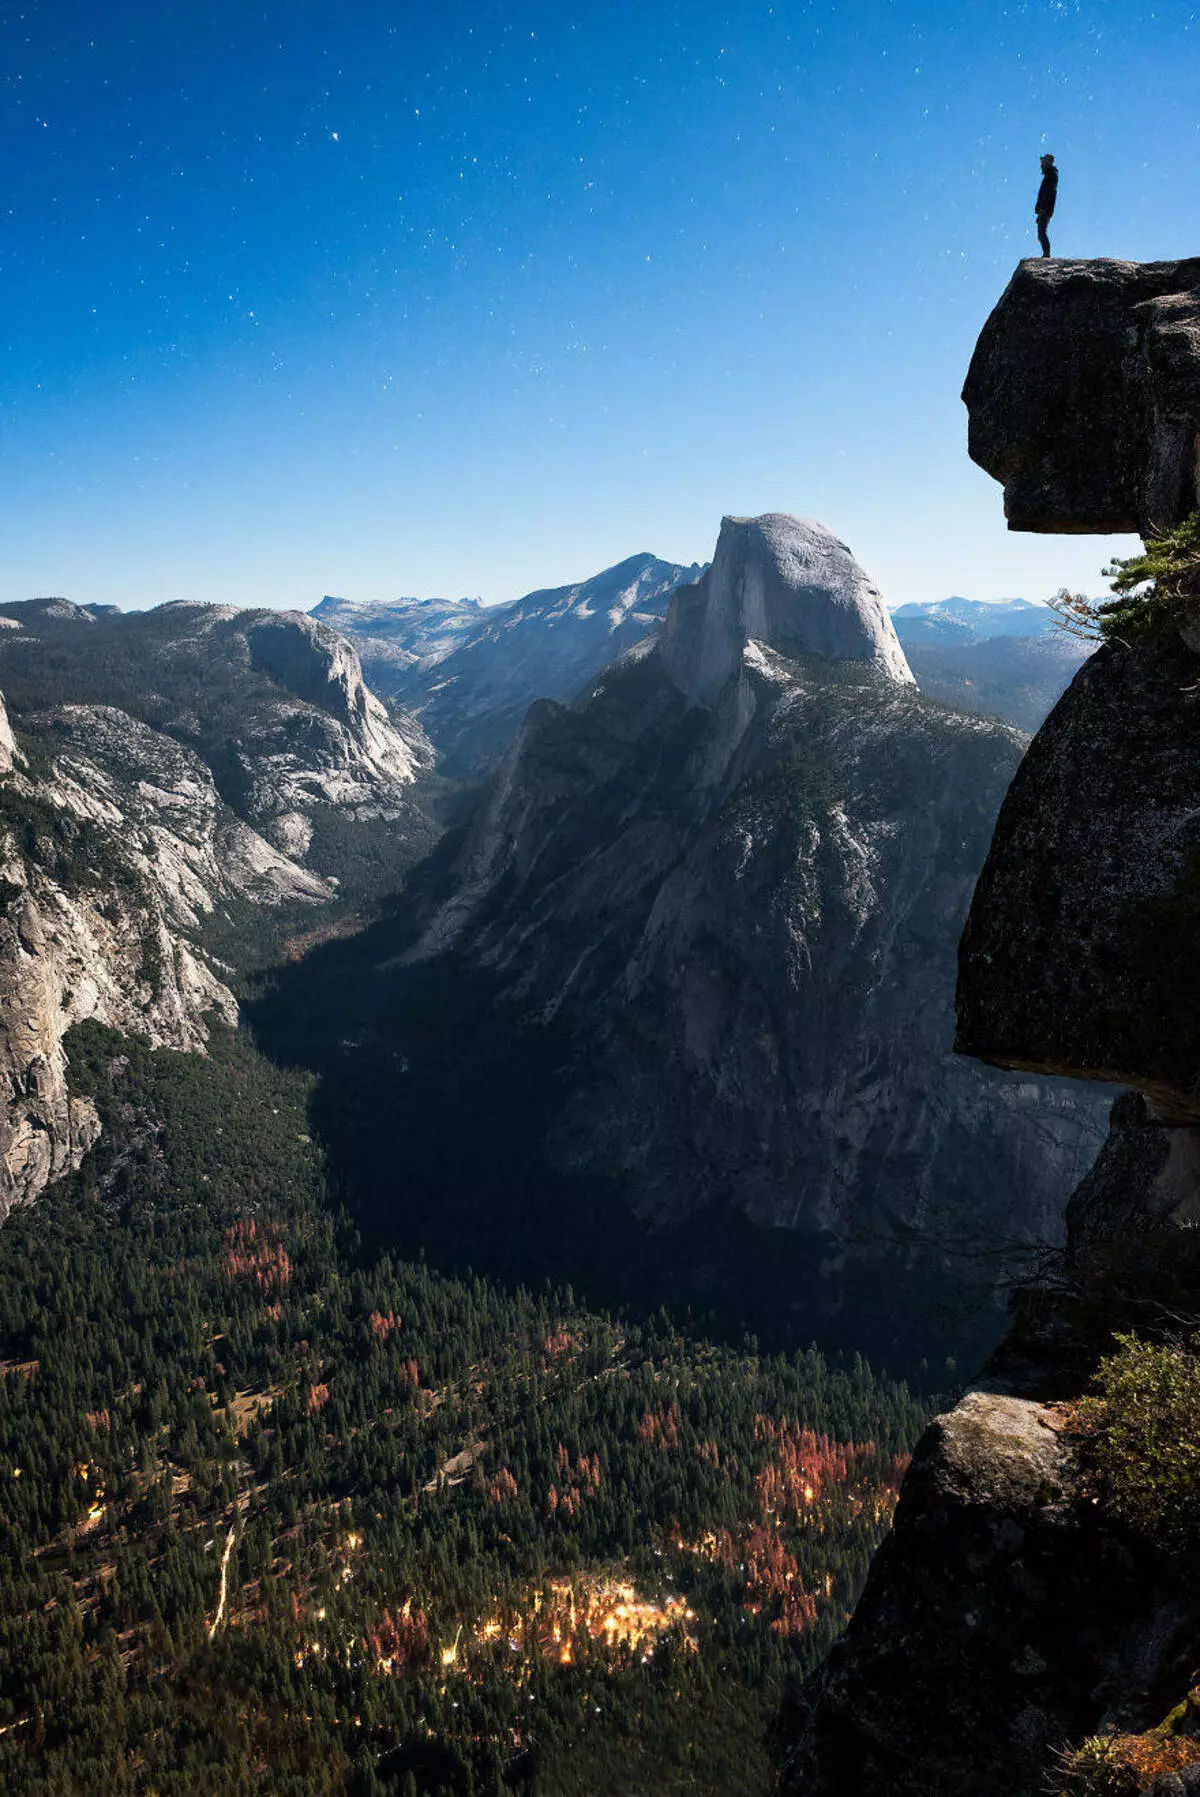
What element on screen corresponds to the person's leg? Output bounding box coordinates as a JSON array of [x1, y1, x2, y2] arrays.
[[1037, 215, 1051, 257]]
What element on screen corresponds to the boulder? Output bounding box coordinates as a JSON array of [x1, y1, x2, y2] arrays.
[[789, 1378, 1188, 1797], [956, 631, 1200, 1121], [963, 257, 1200, 535]]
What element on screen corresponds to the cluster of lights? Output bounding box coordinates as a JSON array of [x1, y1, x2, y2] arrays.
[[453, 1575, 699, 1671], [74, 1460, 106, 1525]]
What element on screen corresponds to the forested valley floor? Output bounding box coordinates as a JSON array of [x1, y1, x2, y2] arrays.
[[0, 1004, 927, 1794]]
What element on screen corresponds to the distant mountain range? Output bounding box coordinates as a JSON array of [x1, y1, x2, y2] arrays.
[[312, 594, 488, 673], [313, 554, 704, 772], [890, 595, 1053, 644], [318, 578, 1092, 762], [888, 595, 1090, 729]]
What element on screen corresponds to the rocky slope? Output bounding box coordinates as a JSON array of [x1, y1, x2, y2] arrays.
[[0, 598, 434, 880], [0, 696, 336, 1219], [401, 513, 1106, 1361], [317, 553, 703, 772], [0, 598, 439, 1219], [793, 256, 1200, 1796]]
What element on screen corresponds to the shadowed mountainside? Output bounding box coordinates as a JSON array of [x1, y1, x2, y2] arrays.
[[255, 514, 1106, 1378]]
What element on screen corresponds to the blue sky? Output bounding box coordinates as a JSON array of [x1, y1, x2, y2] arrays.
[[0, 0, 1193, 612]]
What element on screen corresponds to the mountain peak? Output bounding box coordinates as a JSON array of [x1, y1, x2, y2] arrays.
[[890, 595, 1052, 646], [0, 596, 95, 626], [659, 513, 914, 704]]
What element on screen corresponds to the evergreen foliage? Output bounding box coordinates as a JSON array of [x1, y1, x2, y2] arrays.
[[1100, 513, 1200, 643], [1049, 512, 1200, 646], [1071, 1332, 1200, 1555]]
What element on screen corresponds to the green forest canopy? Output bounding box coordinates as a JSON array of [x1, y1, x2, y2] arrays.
[[0, 1020, 927, 1795]]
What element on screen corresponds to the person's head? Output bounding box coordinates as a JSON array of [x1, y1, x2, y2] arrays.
[[1041, 153, 1055, 170]]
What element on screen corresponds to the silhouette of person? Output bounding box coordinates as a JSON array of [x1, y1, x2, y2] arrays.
[[1035, 153, 1058, 257]]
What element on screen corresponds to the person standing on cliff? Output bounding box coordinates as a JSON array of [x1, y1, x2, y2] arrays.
[[1035, 152, 1058, 257]]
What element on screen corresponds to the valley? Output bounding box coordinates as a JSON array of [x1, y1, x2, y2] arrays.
[[0, 509, 1086, 1791], [6, 5, 1191, 1791], [0, 503, 1128, 1793]]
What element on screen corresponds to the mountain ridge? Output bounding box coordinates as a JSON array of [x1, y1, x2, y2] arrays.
[[392, 512, 1105, 1364], [0, 600, 445, 1216], [314, 552, 704, 771], [890, 594, 1051, 644], [0, 597, 436, 882]]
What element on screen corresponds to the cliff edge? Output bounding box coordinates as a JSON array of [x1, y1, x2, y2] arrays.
[[964, 256, 1200, 535], [792, 259, 1200, 1795]]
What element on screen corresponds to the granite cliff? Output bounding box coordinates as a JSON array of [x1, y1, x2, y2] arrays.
[[0, 599, 434, 880], [400, 513, 1105, 1362], [794, 257, 1200, 1796], [0, 698, 318, 1218], [964, 255, 1200, 535], [0, 601, 437, 1219]]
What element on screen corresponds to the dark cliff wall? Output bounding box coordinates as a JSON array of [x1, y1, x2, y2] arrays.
[[963, 256, 1200, 536]]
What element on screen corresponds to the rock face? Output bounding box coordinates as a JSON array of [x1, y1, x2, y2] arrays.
[[660, 515, 913, 701], [957, 631, 1200, 1114], [0, 599, 434, 886], [32, 704, 334, 917], [0, 697, 267, 1218], [963, 256, 1200, 534], [796, 259, 1200, 1796], [405, 513, 1104, 1358], [317, 553, 703, 772], [789, 1373, 1189, 1797], [0, 598, 438, 1218]]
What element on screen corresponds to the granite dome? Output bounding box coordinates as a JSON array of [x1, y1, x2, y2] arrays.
[[660, 513, 915, 703]]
